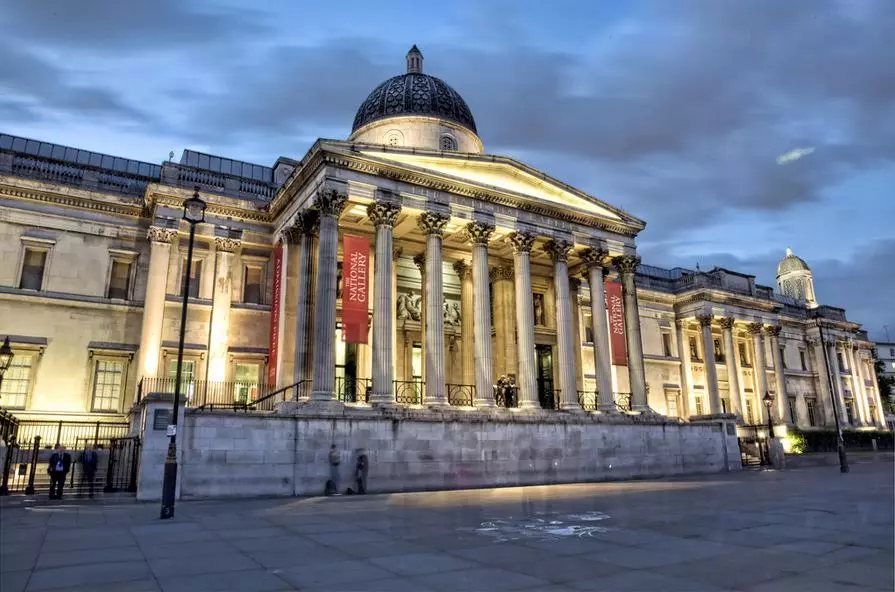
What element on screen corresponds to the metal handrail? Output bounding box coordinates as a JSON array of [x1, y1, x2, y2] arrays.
[[578, 390, 598, 412], [336, 377, 372, 403], [447, 384, 475, 407], [394, 380, 423, 405], [615, 392, 632, 413]]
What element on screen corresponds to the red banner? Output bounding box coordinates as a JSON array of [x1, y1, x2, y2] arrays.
[[267, 244, 283, 386], [342, 234, 370, 344], [605, 281, 628, 366]]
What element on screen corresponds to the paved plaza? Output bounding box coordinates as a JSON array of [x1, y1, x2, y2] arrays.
[[1, 463, 892, 592]]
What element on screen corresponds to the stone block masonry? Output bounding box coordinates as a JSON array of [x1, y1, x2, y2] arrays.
[[163, 404, 740, 500]]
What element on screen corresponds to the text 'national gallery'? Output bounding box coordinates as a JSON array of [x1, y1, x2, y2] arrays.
[[0, 47, 886, 442]]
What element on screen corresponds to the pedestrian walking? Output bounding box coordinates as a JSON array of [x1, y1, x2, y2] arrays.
[[354, 449, 369, 494], [79, 444, 99, 498], [47, 444, 71, 500], [328, 444, 341, 495]]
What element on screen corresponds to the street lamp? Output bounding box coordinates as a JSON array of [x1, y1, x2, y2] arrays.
[[814, 312, 849, 474], [762, 391, 775, 439], [0, 337, 14, 398], [160, 187, 206, 520]]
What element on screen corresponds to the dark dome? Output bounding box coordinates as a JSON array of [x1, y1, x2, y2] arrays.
[[351, 72, 478, 135]]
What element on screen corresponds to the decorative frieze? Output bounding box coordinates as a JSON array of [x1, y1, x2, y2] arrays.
[[214, 237, 241, 253], [147, 226, 178, 244]]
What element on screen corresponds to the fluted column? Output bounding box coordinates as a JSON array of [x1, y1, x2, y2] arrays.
[[544, 239, 579, 411], [810, 337, 835, 425], [368, 201, 401, 403], [467, 222, 495, 407], [413, 253, 427, 389], [206, 236, 240, 383], [137, 226, 178, 380], [507, 232, 539, 409], [418, 212, 449, 405], [310, 189, 347, 401], [846, 342, 868, 425], [615, 255, 648, 409], [581, 247, 614, 412], [865, 349, 886, 425], [391, 247, 401, 383], [290, 211, 319, 398], [453, 260, 475, 388], [747, 323, 769, 406], [765, 325, 788, 422], [675, 320, 693, 418], [828, 340, 851, 424], [697, 314, 722, 414], [719, 318, 742, 417]]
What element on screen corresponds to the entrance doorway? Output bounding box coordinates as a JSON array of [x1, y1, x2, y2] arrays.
[[536, 345, 555, 409], [335, 325, 359, 402]]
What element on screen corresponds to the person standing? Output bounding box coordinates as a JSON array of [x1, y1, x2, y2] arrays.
[[328, 444, 341, 495], [354, 449, 369, 495], [79, 444, 99, 498], [47, 445, 71, 500]]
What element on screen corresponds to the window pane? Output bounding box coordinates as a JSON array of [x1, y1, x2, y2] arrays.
[[244, 266, 262, 304], [19, 248, 47, 290], [107, 260, 131, 299], [234, 363, 260, 383], [92, 360, 124, 412], [0, 354, 33, 408]]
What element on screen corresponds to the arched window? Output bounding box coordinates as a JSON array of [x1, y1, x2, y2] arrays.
[[440, 135, 457, 151]]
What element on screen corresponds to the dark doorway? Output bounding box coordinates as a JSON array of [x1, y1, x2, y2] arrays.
[[536, 345, 555, 409]]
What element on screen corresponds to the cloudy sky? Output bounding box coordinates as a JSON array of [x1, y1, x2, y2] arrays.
[[2, 0, 893, 339]]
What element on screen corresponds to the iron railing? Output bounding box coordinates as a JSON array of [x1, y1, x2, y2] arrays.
[[395, 380, 423, 405], [578, 390, 598, 412], [139, 377, 274, 409], [336, 377, 371, 403], [12, 421, 130, 449], [447, 384, 475, 407], [0, 409, 18, 443], [616, 392, 633, 412]]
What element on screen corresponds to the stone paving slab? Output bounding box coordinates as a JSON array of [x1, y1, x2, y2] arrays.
[[0, 463, 891, 592]]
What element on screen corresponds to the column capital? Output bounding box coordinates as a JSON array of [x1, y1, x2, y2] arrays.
[[580, 247, 611, 270], [452, 259, 471, 279], [490, 264, 514, 282], [147, 226, 178, 244], [675, 318, 690, 330], [747, 322, 765, 335], [764, 325, 782, 337], [696, 313, 714, 328], [392, 246, 403, 261], [613, 254, 641, 275], [412, 253, 426, 274], [417, 211, 450, 236], [214, 236, 241, 253], [506, 231, 536, 254], [543, 239, 573, 263], [569, 277, 582, 291], [466, 221, 495, 245], [313, 189, 347, 219], [367, 201, 402, 228], [718, 317, 736, 330]]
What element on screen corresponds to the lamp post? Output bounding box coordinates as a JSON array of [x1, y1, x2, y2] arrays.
[[814, 313, 849, 474], [762, 391, 775, 439], [0, 337, 14, 401], [160, 188, 206, 520]]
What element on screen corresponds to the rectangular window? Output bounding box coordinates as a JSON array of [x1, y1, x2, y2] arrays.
[[243, 266, 262, 304], [662, 332, 673, 357], [836, 352, 845, 372], [806, 398, 817, 427], [799, 350, 807, 371], [745, 400, 754, 424], [721, 398, 730, 414], [0, 353, 34, 409], [107, 259, 132, 299], [233, 362, 261, 404], [694, 396, 704, 416], [167, 359, 197, 402], [666, 393, 679, 417], [845, 400, 855, 424], [787, 397, 797, 424], [890, 348, 894, 357], [779, 348, 787, 369], [91, 359, 125, 412], [412, 343, 423, 401], [689, 336, 700, 361], [180, 259, 202, 298], [713, 338, 725, 363], [19, 248, 47, 290], [583, 313, 594, 343], [739, 342, 750, 367]]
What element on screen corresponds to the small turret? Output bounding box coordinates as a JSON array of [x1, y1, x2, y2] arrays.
[[406, 45, 423, 74]]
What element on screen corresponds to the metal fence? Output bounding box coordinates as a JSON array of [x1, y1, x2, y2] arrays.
[[139, 378, 275, 408], [395, 380, 423, 405], [13, 421, 130, 449], [447, 384, 475, 407], [336, 377, 371, 403], [578, 390, 598, 412]]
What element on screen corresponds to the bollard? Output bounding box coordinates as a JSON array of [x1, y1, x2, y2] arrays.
[[24, 436, 41, 495], [0, 438, 16, 496], [872, 438, 878, 452]]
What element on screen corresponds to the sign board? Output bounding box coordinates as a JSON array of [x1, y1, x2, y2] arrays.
[[166, 425, 177, 437], [267, 244, 284, 386], [605, 281, 628, 366], [153, 409, 171, 431], [342, 234, 370, 343]]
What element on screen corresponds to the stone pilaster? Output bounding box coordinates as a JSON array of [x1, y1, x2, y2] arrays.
[[826, 339, 850, 425], [206, 236, 240, 384], [413, 253, 426, 388], [310, 189, 347, 401], [392, 246, 402, 383], [697, 313, 722, 414], [846, 341, 867, 425], [719, 317, 742, 417], [467, 221, 495, 407], [614, 255, 648, 410], [508, 232, 540, 409], [453, 260, 474, 388], [581, 247, 614, 412], [368, 201, 401, 403], [544, 239, 579, 411], [765, 325, 788, 422], [490, 264, 516, 379], [137, 226, 178, 381], [674, 319, 692, 418], [418, 212, 450, 405]]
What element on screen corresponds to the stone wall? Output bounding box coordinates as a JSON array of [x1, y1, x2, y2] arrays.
[[168, 406, 740, 500]]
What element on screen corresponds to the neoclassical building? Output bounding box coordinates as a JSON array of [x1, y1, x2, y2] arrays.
[[0, 47, 886, 431]]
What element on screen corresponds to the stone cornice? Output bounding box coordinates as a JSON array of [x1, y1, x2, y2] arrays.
[[0, 181, 144, 219], [148, 191, 270, 224]]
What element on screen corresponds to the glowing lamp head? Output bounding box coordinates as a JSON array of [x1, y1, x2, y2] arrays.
[[0, 337, 13, 377], [762, 391, 774, 409], [183, 187, 207, 224]]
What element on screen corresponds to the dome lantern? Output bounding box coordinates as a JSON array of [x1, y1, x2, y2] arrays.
[[406, 45, 423, 74], [776, 248, 817, 307]]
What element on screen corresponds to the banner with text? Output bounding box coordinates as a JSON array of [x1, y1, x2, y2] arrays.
[[267, 244, 283, 386], [605, 280, 628, 366], [342, 234, 370, 343]]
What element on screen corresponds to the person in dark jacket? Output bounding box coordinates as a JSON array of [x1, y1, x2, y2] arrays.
[[47, 445, 72, 500], [79, 444, 99, 498]]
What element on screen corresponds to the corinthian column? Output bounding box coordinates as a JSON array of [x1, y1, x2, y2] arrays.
[[368, 201, 401, 403], [310, 189, 347, 401], [544, 239, 579, 411], [467, 221, 495, 407], [206, 236, 240, 386], [615, 255, 648, 410], [848, 344, 868, 425], [453, 260, 474, 388], [765, 325, 788, 422], [418, 212, 450, 405], [827, 339, 849, 424], [137, 226, 178, 382], [697, 314, 722, 414], [581, 247, 614, 412], [719, 317, 742, 416], [675, 319, 693, 418], [291, 210, 319, 398], [507, 231, 539, 409], [748, 323, 769, 409]]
